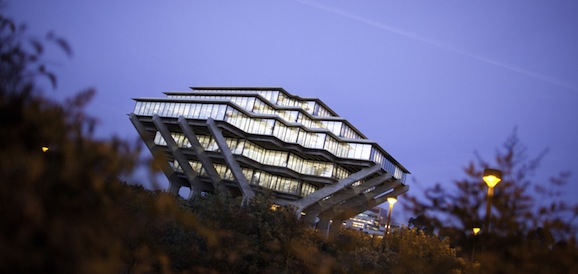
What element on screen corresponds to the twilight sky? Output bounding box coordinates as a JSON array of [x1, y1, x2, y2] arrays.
[[8, 0, 578, 221]]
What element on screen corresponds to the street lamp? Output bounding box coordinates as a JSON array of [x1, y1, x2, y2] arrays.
[[472, 227, 481, 260], [483, 168, 502, 233], [385, 197, 397, 235], [473, 227, 481, 235]]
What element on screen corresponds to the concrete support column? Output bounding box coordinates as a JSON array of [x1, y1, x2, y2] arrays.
[[315, 183, 408, 239], [318, 217, 333, 240], [327, 216, 345, 240], [335, 185, 410, 223], [206, 118, 255, 203], [293, 164, 382, 217], [168, 181, 181, 196], [129, 113, 178, 190], [303, 173, 394, 224], [178, 116, 228, 194], [152, 115, 203, 198], [314, 179, 401, 225]]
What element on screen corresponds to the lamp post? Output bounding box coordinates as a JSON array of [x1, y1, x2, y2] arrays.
[[385, 197, 397, 235], [483, 168, 502, 233], [472, 227, 481, 260]]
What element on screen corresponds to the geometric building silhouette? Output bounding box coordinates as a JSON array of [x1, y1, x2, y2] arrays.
[[130, 87, 409, 235]]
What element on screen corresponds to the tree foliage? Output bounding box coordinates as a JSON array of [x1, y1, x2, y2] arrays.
[[0, 10, 172, 273], [403, 129, 578, 272]]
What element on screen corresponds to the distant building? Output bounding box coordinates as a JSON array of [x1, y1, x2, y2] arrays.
[[343, 208, 386, 236], [129, 87, 409, 236]]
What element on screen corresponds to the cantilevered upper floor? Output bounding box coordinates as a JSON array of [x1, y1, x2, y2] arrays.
[[132, 87, 409, 184], [130, 87, 410, 237]]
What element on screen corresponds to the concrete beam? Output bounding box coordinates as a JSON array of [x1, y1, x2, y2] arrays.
[[178, 116, 228, 194], [292, 164, 382, 217], [206, 118, 255, 203], [168, 179, 181, 196], [317, 217, 333, 240], [315, 179, 400, 228], [129, 114, 178, 191], [319, 183, 408, 239], [332, 184, 410, 231], [152, 115, 203, 198], [303, 173, 394, 223]]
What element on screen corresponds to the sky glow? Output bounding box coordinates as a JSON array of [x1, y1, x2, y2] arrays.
[[296, 0, 578, 92]]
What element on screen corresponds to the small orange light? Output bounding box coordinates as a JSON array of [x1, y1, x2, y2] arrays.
[[42, 146, 49, 152]]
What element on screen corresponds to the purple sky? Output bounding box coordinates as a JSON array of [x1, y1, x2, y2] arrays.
[[8, 0, 578, 222]]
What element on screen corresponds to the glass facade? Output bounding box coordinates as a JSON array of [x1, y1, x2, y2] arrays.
[[172, 159, 318, 197], [165, 94, 361, 138], [134, 87, 408, 200], [134, 100, 407, 182], [174, 89, 335, 118], [154, 131, 351, 180]]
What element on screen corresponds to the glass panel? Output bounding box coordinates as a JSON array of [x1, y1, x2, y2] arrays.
[[134, 101, 142, 114], [183, 104, 191, 118], [152, 102, 161, 115], [215, 105, 226, 120]]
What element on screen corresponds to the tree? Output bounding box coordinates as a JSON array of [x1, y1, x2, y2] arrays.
[[403, 129, 578, 272], [0, 10, 180, 273]]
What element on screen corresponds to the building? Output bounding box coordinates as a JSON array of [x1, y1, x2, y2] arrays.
[[129, 87, 409, 236], [343, 208, 386, 236]]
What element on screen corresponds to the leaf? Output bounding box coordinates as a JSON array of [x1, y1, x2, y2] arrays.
[[29, 39, 43, 55], [55, 37, 72, 57], [45, 71, 57, 89], [45, 31, 72, 57], [0, 15, 16, 33]]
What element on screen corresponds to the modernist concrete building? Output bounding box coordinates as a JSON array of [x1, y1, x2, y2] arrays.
[[130, 87, 409, 236]]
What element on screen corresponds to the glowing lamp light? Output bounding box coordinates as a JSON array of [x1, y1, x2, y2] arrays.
[[42, 146, 49, 152], [384, 196, 398, 235], [483, 168, 502, 188], [473, 227, 481, 235], [270, 204, 280, 211], [483, 168, 502, 233]]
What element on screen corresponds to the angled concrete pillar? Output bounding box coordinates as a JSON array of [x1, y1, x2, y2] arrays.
[[318, 217, 333, 240], [333, 184, 410, 228], [303, 173, 394, 224], [178, 116, 228, 194], [206, 118, 255, 203], [325, 184, 409, 238], [168, 180, 181, 196], [310, 179, 399, 228], [321, 181, 404, 222], [130, 113, 179, 191], [292, 164, 382, 217], [152, 115, 203, 198]]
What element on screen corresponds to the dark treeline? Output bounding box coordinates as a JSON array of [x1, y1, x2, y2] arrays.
[[1, 8, 577, 274]]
